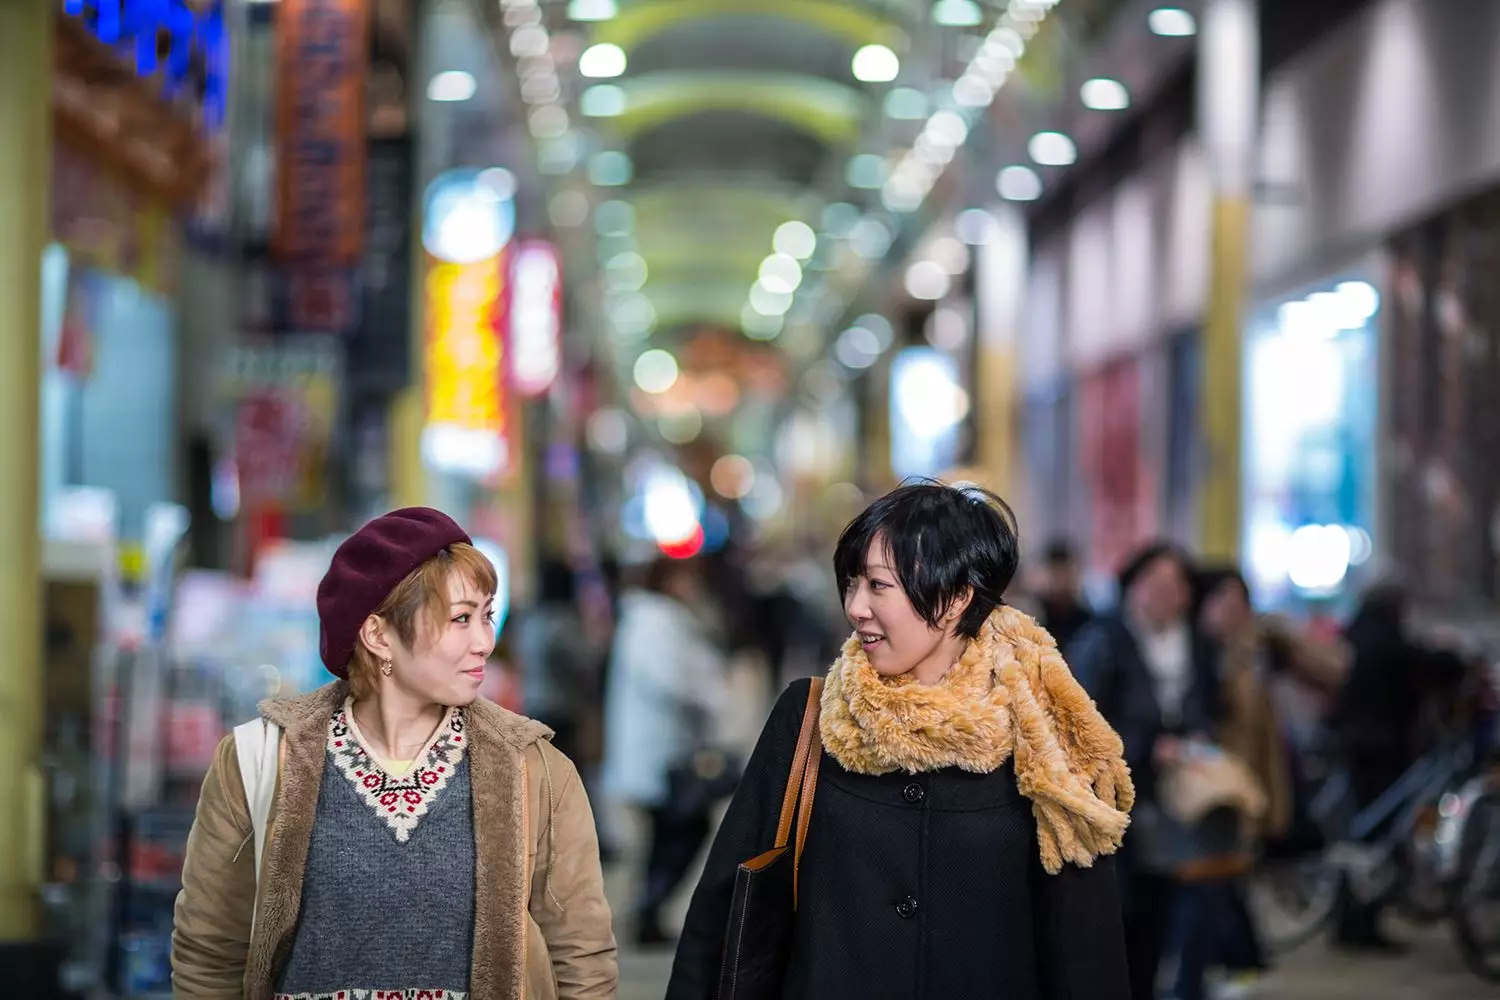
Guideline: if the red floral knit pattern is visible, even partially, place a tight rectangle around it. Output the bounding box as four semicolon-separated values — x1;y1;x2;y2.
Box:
275;991;468;999
327;705;466;843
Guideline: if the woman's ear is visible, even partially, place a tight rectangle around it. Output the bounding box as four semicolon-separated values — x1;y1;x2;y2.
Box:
944;587;975;630
358;614;395;662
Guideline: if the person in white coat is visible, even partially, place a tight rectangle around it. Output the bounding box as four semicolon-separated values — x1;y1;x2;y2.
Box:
602;555;731;946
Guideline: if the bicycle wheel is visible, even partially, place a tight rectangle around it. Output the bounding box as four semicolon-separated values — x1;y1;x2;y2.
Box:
1395;803;1451;924
1247;853;1342;955
1454;795;1500;981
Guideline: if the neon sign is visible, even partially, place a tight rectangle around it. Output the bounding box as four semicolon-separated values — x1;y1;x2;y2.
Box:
63;0;228;130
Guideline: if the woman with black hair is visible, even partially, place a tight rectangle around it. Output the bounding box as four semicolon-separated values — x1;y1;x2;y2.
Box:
1067;541;1220;1000
667;481;1132;1000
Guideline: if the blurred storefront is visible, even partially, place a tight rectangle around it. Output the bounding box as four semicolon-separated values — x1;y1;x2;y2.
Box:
1247;0;1500;615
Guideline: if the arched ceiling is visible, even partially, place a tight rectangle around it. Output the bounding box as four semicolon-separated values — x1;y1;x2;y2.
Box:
470;0;1164;407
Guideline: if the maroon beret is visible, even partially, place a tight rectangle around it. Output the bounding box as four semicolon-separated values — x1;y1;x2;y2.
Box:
316;507;472;678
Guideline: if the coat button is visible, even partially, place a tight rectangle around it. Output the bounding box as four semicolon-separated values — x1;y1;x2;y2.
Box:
895;896;918;919
902;782;925;803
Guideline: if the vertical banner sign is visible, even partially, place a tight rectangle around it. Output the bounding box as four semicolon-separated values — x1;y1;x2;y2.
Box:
274;0;369;332
422;250;511;479
509;240;563;397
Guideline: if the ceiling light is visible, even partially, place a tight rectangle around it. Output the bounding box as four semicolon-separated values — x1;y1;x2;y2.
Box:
927;236;969;275
605;251;648;292
884;87;929;120
521;74;561;104
989;25;1025;57
846;153;889;190
504;4;542;28
427;71;476;103
594;199;634;235
659;407;703;445
822;201;861;235
927;110;969;147
588;151;633;186
548;190;590;228
952;74;994;108
579;43;628;79
933;0;982;27
710;455;756;500
748;283;794;317
528;104;570;138
633;350;679;394
955;208;995;245
835;326;882;369
1027;130;1077;166
996;164;1043;201
905;260;951;301
612;294;657;341
741;304;784;341
1148;7;1197;37
580;84;627;117
509;25;550;59
567;0;617;21
477;167;518;201
774;220;818;260
854;313;895;351
1080;77;1130;111
537;135;581;175
852;44;900;83
758;253;803;295
849;217;893;259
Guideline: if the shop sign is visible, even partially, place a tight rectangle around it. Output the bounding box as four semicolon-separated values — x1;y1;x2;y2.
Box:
64;0;228;128
274;0;369;267
223;340;342;511
508;240;563;397
422;251;511;479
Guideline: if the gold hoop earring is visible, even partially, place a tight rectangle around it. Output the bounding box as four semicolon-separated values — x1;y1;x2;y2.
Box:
381;659;393;677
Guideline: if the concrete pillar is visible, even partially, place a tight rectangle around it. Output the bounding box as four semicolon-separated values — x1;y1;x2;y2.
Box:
0;0;53;941
973;206;1028;500
1196;0;1259;560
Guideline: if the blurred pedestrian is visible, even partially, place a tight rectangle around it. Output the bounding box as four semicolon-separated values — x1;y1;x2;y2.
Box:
172;507;617;999
1069;541;1220;1000
1169;566;1292;1000
668;481;1133;1000
1328;582;1459;951
1034;538;1094;651
517;558;600;763
602;555;732;947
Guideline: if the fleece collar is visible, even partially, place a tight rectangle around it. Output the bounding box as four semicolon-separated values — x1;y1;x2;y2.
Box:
821;605;1135;873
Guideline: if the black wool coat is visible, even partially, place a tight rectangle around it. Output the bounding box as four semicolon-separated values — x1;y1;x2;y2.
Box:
666;678;1131;1000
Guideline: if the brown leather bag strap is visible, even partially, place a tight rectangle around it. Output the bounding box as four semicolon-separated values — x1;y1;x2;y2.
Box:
791;685;823;909
774;678;824;849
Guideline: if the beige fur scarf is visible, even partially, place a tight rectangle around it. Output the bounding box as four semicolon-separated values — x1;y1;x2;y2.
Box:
820;605;1135;873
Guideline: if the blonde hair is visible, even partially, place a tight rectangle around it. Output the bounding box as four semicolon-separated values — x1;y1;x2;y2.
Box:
348;542;498;699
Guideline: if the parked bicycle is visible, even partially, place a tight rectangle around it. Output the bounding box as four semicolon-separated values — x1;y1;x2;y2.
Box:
1249;733;1475;954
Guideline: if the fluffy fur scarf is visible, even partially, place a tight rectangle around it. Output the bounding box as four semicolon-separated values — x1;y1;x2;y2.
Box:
820;605;1135;873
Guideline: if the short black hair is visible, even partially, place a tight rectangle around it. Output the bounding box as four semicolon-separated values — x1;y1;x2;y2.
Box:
1117;540;1194;597
1040;538;1077;566
1192;564;1250;622
833;479;1020;639
539;559;576;604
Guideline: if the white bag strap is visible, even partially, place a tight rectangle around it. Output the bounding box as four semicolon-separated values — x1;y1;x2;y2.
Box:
233;717;280;930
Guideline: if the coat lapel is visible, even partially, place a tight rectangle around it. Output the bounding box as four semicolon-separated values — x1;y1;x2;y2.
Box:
246;683;343;1000
243;683;551;1000
465;701;539;1000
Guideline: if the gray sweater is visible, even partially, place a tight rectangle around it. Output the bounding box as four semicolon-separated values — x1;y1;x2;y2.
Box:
275;707;476;998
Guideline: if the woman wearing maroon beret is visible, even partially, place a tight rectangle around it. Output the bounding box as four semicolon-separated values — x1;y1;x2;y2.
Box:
171;507;617;1000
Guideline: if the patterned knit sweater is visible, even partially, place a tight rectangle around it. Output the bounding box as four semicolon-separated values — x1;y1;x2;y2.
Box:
274;703;476;1000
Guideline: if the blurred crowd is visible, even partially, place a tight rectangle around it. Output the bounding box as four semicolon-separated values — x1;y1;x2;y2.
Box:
501;530;1498;997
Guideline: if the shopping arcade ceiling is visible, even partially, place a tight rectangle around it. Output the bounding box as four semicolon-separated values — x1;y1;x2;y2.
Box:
457;0;1208;443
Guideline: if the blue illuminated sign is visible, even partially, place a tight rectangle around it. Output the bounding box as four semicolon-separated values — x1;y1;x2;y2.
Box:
63;0;228;130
